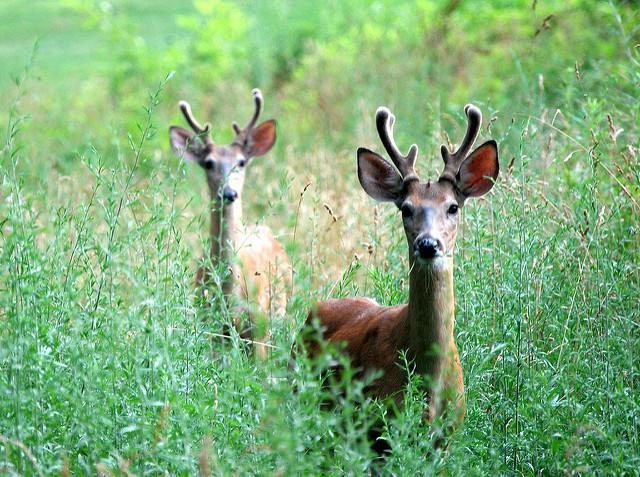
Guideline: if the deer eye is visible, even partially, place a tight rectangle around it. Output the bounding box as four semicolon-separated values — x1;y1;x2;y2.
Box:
401;204;414;218
203;159;214;170
447;204;459;215
237;159;246;168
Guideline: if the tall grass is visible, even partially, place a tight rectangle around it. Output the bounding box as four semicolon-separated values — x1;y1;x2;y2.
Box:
1;1;639;475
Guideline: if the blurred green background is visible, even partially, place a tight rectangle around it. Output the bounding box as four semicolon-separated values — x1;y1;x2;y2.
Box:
1;0;638;475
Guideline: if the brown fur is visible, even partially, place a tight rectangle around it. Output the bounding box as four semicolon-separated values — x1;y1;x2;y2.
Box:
297;104;498;451
170;91;291;359
198;223;291;360
303;261;465;432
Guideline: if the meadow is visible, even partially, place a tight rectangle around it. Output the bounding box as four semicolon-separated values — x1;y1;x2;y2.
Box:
1;0;639;475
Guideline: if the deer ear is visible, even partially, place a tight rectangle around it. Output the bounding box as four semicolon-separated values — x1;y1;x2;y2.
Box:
458;140;499;198
246;120;276;158
357;148;403;202
169;126;205;162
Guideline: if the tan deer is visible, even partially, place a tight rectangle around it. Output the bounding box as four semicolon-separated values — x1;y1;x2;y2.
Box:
300;104;498;450
169;89;291;359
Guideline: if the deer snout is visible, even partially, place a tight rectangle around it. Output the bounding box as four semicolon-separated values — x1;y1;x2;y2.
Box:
414;236;443;260
221;186;238;203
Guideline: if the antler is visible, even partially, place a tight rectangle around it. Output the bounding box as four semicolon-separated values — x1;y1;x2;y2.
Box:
439;104;482;183
376;107;419;183
179;101;214;148
232;88;263;147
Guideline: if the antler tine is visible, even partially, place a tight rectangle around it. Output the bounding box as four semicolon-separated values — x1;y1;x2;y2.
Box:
179;101;214;147
440;104;482;182
246;88;263;131
376;107;419;182
232;88;264;145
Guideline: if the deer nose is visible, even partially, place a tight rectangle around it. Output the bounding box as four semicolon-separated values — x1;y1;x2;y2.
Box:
414;237;442;260
222;187;238;203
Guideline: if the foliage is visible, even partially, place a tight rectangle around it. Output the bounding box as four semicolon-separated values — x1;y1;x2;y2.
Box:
0;0;639;475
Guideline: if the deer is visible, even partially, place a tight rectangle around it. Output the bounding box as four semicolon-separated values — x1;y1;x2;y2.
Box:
299;104;498;451
169;89;291;360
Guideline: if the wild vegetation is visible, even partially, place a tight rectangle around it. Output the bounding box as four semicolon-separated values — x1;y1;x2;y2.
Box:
1;0;638;475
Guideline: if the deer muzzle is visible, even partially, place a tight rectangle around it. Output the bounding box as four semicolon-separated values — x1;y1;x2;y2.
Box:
414;235;443;261
221;186;238;203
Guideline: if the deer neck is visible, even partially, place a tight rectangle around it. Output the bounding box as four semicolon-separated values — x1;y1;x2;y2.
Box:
208;198;243;296
405;256;456;380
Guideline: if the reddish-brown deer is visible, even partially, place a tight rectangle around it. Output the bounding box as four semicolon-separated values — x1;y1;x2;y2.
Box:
300;104;498;449
170;89;291;359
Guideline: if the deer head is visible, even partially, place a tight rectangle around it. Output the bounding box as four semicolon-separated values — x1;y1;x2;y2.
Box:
357;105;498;263
169;89;277;204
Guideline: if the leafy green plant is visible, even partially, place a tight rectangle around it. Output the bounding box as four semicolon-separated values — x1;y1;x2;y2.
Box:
0;0;638;474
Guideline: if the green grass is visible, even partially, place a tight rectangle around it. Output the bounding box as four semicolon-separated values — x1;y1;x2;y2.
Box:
0;1;191;84
1;0;639;475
